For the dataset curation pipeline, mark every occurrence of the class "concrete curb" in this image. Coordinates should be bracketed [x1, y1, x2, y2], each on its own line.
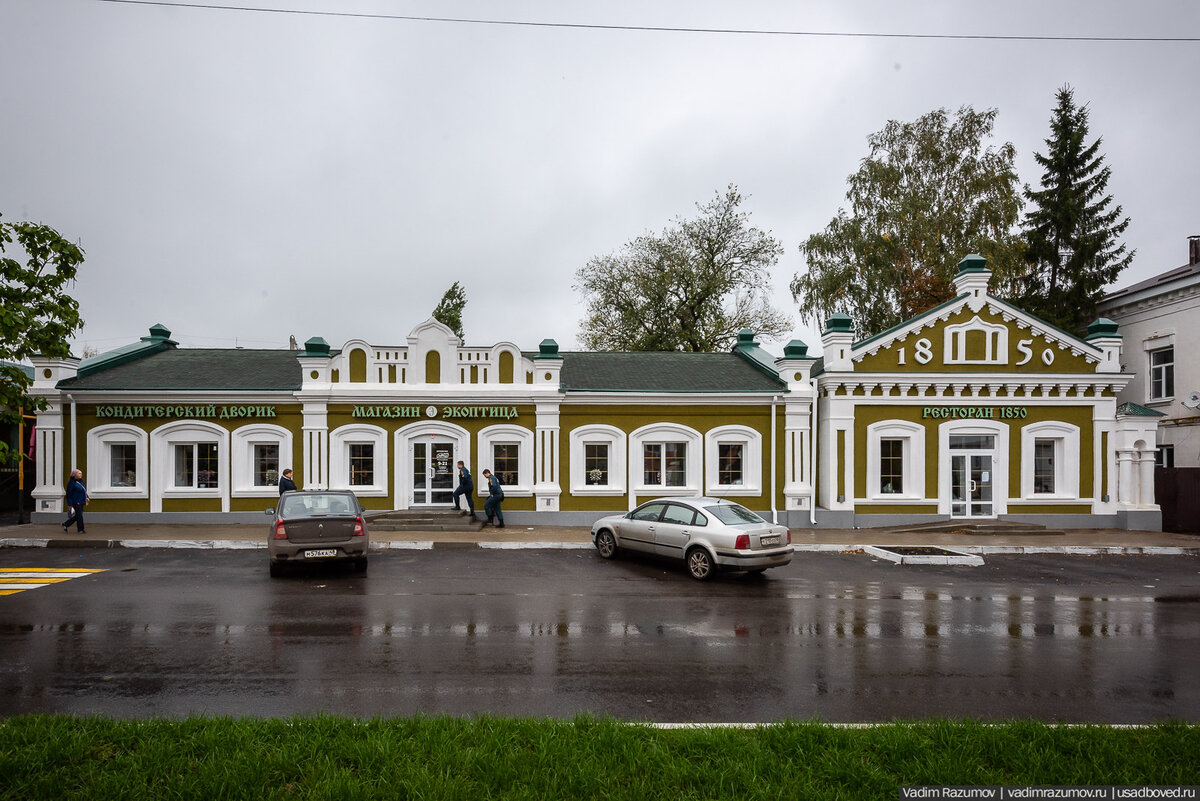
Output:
[3, 538, 1199, 556]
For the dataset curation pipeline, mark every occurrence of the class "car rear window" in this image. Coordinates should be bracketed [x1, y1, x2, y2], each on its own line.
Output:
[281, 494, 356, 518]
[702, 503, 764, 525]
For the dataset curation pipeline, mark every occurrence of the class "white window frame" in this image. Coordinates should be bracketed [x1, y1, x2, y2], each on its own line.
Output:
[1020, 421, 1080, 500]
[865, 420, 926, 502]
[704, 425, 761, 496]
[1146, 339, 1174, 403]
[231, 423, 293, 498]
[330, 424, 388, 496]
[568, 424, 626, 496]
[478, 424, 534, 496]
[152, 420, 227, 500]
[86, 424, 149, 498]
[629, 423, 702, 497]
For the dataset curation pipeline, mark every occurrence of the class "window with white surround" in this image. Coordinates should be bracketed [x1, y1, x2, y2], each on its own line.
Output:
[231, 424, 293, 497]
[152, 420, 226, 500]
[629, 423, 701, 497]
[330, 424, 388, 496]
[87, 424, 149, 498]
[1020, 421, 1079, 499]
[568, 424, 626, 495]
[1149, 346, 1174, 401]
[865, 420, 926, 501]
[478, 424, 534, 495]
[704, 425, 762, 496]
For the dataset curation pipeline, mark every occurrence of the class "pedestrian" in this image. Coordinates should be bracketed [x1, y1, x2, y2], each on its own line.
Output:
[278, 468, 297, 495]
[62, 468, 89, 534]
[452, 460, 475, 515]
[481, 468, 505, 528]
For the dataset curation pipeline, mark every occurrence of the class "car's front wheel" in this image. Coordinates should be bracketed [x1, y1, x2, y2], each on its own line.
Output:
[686, 547, 716, 581]
[595, 529, 617, 559]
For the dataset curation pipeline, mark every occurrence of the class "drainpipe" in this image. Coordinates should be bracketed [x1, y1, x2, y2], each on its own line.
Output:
[67, 394, 77, 473]
[770, 395, 778, 524]
[809, 379, 817, 527]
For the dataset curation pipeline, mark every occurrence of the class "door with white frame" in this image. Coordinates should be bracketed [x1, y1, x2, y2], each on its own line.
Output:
[948, 434, 996, 518]
[412, 439, 456, 506]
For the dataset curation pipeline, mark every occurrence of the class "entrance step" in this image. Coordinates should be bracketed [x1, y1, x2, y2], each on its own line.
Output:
[868, 520, 1065, 536]
[366, 509, 485, 532]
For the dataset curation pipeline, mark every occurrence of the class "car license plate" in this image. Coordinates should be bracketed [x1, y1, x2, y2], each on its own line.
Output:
[759, 535, 779, 546]
[304, 549, 338, 558]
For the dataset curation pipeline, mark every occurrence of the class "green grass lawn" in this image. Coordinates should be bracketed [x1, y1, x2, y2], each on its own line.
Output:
[1, 716, 1196, 800]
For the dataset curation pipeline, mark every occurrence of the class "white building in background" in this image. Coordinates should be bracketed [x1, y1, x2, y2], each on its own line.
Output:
[1098, 235, 1200, 468]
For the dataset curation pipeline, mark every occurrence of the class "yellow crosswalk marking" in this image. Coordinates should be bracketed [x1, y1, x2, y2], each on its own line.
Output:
[0, 569, 107, 596]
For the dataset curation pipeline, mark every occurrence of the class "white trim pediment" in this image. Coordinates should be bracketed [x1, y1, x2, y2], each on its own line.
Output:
[851, 296, 1103, 367]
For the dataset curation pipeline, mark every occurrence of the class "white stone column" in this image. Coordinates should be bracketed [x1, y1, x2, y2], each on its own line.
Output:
[1137, 450, 1157, 507]
[1116, 450, 1136, 506]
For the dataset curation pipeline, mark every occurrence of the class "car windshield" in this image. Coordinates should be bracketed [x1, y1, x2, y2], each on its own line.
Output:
[281, 494, 355, 519]
[702, 503, 764, 525]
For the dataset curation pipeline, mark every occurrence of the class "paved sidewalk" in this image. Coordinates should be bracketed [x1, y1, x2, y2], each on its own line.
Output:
[2, 522, 1198, 555]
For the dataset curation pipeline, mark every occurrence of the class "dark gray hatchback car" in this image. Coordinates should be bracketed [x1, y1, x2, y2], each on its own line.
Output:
[267, 490, 369, 577]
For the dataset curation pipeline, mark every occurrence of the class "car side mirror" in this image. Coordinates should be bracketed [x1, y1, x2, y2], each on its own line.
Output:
[264, 508, 275, 516]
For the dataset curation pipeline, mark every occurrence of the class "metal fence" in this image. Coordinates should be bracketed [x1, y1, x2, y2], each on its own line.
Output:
[1155, 467, 1200, 533]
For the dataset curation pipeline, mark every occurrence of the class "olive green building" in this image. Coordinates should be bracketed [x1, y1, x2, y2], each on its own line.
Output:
[28, 257, 1162, 531]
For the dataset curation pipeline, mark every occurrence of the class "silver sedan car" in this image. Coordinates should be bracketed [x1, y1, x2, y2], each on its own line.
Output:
[590, 497, 793, 580]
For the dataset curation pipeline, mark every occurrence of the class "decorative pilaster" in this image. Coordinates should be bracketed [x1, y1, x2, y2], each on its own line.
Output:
[533, 401, 562, 512]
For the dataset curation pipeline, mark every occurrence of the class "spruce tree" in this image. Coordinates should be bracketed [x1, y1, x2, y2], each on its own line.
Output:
[432, 281, 467, 340]
[1020, 86, 1133, 332]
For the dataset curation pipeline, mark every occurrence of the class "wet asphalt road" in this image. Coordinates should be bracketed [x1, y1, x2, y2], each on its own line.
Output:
[1, 546, 1199, 722]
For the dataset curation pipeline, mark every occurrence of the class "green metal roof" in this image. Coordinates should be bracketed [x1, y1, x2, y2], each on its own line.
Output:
[58, 349, 302, 392]
[560, 351, 786, 393]
[1116, 402, 1166, 418]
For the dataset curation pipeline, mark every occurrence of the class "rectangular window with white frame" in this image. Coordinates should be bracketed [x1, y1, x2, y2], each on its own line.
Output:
[493, 443, 520, 486]
[865, 421, 924, 502]
[109, 443, 138, 488]
[1033, 439, 1056, 493]
[174, 443, 219, 489]
[253, 443, 280, 488]
[717, 443, 743, 486]
[644, 442, 687, 488]
[584, 443, 609, 486]
[1149, 346, 1174, 401]
[879, 438, 904, 494]
[348, 443, 374, 486]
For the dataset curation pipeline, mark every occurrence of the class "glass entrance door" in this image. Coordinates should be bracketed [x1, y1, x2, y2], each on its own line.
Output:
[949, 434, 995, 518]
[413, 440, 455, 506]
[951, 453, 994, 518]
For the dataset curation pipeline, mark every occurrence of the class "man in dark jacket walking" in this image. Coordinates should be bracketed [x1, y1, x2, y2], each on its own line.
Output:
[452, 461, 475, 515]
[481, 468, 505, 528]
[278, 468, 298, 495]
[62, 469, 89, 533]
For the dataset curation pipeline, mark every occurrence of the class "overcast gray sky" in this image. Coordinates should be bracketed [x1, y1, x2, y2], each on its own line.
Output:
[3, 0, 1197, 358]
